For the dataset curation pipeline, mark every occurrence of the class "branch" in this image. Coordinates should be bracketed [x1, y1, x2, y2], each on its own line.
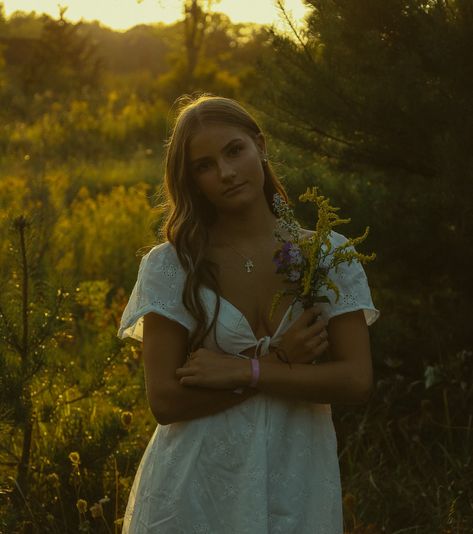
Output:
[0, 303, 23, 353]
[268, 93, 358, 149]
[29, 290, 65, 353]
[275, 0, 308, 53]
[272, 1, 363, 112]
[0, 443, 20, 462]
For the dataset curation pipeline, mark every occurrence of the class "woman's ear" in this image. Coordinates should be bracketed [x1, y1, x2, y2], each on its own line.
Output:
[255, 132, 267, 158]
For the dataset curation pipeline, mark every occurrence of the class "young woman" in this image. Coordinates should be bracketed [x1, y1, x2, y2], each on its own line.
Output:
[118, 93, 379, 533]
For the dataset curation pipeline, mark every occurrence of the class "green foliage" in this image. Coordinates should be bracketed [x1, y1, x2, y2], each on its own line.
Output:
[250, 0, 473, 313]
[19, 8, 102, 98]
[337, 348, 473, 533]
[0, 91, 169, 161]
[53, 183, 156, 289]
[0, 162, 158, 531]
[0, 7, 44, 39]
[0, 202, 152, 532]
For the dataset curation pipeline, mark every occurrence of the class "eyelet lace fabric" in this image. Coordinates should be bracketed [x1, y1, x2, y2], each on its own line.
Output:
[117, 232, 380, 533]
[118, 244, 196, 341]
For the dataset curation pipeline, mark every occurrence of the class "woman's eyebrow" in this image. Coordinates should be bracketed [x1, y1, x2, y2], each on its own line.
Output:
[191, 138, 244, 165]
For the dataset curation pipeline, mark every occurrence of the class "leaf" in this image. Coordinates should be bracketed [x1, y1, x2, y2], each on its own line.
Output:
[424, 365, 443, 389]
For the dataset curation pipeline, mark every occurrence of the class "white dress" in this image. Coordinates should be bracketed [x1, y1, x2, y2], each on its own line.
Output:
[117, 230, 380, 534]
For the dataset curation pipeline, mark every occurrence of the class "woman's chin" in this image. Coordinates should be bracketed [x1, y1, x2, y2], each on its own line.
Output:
[220, 194, 259, 213]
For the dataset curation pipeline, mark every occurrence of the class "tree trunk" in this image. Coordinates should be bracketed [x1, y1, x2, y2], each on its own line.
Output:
[14, 216, 33, 503]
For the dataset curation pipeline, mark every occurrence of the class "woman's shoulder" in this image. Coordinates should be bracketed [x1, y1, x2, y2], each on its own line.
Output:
[138, 240, 175, 261]
[140, 241, 186, 276]
[145, 240, 174, 260]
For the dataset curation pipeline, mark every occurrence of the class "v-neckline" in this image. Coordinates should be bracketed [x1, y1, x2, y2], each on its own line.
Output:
[218, 294, 296, 341]
[164, 241, 299, 341]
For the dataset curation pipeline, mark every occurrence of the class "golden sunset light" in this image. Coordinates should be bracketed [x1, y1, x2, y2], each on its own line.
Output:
[3, 0, 310, 30]
[1, 2, 467, 531]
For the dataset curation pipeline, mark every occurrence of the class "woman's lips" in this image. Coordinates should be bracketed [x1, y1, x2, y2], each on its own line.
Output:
[223, 182, 246, 196]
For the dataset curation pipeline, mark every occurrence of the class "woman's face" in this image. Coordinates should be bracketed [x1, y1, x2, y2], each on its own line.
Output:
[188, 122, 266, 213]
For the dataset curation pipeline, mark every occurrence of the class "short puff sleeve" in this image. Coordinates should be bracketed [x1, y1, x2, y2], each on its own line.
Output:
[117, 242, 195, 342]
[318, 230, 380, 326]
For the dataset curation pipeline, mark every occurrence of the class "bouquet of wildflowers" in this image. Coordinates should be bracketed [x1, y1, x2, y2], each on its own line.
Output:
[270, 187, 376, 320]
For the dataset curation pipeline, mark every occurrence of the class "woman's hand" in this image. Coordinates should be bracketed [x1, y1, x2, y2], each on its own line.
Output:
[276, 305, 329, 364]
[175, 348, 249, 389]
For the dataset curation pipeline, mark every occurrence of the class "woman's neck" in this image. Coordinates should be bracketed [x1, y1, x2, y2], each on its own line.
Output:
[209, 201, 278, 249]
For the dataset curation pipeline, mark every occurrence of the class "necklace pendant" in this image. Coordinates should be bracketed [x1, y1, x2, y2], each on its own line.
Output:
[244, 259, 254, 273]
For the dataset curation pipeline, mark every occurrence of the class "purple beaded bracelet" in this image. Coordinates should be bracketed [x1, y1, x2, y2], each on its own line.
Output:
[232, 357, 260, 394]
[249, 358, 260, 388]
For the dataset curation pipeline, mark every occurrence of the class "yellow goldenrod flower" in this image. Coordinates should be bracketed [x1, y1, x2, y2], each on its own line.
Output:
[119, 476, 132, 488]
[68, 451, 80, 464]
[271, 189, 375, 320]
[319, 274, 340, 303]
[269, 290, 285, 321]
[76, 499, 88, 514]
[90, 502, 103, 518]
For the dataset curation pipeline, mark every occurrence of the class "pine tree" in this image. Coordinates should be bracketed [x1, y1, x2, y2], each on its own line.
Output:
[249, 0, 473, 350]
[20, 6, 103, 98]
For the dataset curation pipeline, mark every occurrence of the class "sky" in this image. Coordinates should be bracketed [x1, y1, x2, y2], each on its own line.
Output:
[3, 0, 310, 32]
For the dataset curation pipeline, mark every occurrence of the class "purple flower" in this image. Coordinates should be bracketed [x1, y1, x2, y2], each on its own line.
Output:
[280, 242, 291, 261]
[273, 242, 306, 277]
[288, 270, 301, 282]
[288, 246, 303, 264]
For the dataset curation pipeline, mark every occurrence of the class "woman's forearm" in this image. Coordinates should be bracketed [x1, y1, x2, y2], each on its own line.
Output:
[158, 352, 282, 425]
[237, 313, 374, 405]
[243, 351, 372, 405]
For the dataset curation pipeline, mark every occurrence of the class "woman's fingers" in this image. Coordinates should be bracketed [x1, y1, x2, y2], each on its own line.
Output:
[319, 330, 328, 340]
[175, 366, 191, 377]
[306, 330, 328, 349]
[279, 305, 330, 363]
[306, 315, 326, 335]
[301, 315, 328, 348]
[314, 339, 329, 356]
[291, 305, 321, 329]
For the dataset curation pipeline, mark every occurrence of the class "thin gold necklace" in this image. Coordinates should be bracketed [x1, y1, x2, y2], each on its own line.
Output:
[226, 243, 255, 273]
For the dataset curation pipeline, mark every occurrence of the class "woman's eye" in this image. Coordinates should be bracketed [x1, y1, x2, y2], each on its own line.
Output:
[196, 162, 210, 172]
[194, 145, 243, 173]
[229, 144, 243, 155]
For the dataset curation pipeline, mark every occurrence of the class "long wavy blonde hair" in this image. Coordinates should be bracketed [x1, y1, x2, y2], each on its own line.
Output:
[159, 93, 289, 351]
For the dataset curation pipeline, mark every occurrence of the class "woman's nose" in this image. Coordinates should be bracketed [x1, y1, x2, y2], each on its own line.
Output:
[218, 158, 236, 179]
